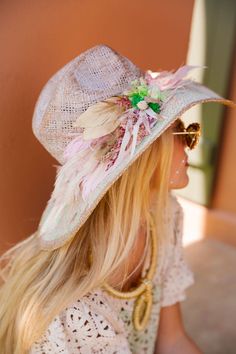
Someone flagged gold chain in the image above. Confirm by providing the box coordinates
[96,212,158,331]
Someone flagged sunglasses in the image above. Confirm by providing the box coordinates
[172,119,201,150]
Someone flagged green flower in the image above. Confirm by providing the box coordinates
[148,102,161,113]
[128,78,149,98]
[130,93,144,108]
[137,84,148,97]
[124,77,165,112]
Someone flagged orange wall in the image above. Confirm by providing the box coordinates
[0,0,194,253]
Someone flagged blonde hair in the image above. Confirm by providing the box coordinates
[0,127,174,354]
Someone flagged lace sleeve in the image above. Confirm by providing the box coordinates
[160,195,195,307]
[30,297,131,354]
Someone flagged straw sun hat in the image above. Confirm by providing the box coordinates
[32,44,235,250]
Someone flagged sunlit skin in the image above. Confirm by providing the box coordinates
[169,124,189,190]
[149,120,190,207]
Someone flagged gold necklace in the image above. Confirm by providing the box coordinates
[101,212,158,331]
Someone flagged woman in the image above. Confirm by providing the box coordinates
[0,44,234,354]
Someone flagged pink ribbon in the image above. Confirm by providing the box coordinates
[111,108,161,170]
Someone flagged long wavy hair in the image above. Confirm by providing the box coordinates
[0,126,174,354]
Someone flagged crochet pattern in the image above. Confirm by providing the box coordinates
[30,194,194,354]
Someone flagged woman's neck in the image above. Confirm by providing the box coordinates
[106,223,148,292]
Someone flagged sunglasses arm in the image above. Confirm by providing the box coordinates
[172,131,200,135]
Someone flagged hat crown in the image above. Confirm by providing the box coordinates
[32,44,142,164]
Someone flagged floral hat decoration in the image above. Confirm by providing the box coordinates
[32,44,236,250]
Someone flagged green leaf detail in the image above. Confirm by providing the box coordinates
[148,102,161,113]
[130,94,144,108]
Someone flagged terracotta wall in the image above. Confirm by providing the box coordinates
[0,0,194,253]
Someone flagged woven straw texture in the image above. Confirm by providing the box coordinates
[32,45,143,165]
[31,44,235,250]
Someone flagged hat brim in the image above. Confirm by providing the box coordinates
[36,81,236,250]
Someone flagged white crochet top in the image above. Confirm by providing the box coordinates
[30,194,194,354]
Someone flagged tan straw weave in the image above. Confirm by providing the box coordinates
[32,45,143,165]
[31,44,236,250]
